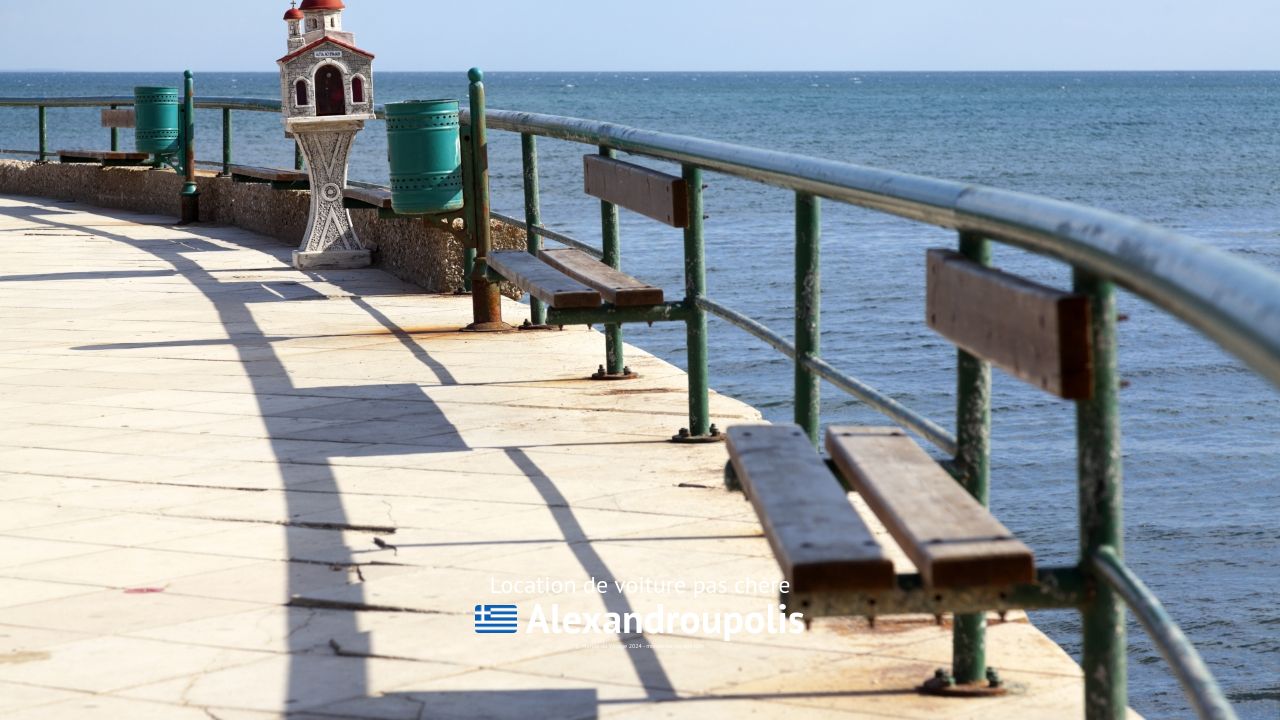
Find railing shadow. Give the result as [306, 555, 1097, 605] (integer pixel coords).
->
[2, 201, 464, 710]
[506, 447, 676, 700]
[0, 199, 683, 715]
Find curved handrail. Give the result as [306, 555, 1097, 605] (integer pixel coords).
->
[1092, 547, 1238, 720]
[0, 96, 392, 117]
[464, 108, 1280, 388]
[0, 96, 275, 112]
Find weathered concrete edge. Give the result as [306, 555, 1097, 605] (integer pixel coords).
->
[0, 160, 525, 294]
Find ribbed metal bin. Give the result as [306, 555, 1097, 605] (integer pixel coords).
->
[386, 99, 464, 215]
[133, 86, 181, 156]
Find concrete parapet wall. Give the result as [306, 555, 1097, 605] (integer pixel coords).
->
[0, 159, 525, 294]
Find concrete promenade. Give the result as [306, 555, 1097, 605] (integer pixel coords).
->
[0, 195, 1116, 719]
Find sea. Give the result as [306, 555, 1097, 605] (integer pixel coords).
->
[1, 71, 1277, 719]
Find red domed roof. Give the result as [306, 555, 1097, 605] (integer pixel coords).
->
[283, 7, 304, 20]
[299, 0, 345, 10]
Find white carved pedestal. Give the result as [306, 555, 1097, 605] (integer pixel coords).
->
[286, 115, 377, 270]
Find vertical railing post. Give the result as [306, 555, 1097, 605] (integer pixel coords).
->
[795, 192, 821, 445]
[522, 132, 547, 325]
[179, 71, 199, 224]
[598, 146, 628, 377]
[110, 104, 120, 152]
[465, 68, 504, 330]
[952, 231, 992, 685]
[1076, 268, 1127, 720]
[676, 164, 713, 441]
[459, 123, 476, 293]
[221, 107, 232, 176]
[37, 106, 47, 162]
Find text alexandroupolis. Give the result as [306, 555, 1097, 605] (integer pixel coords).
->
[526, 603, 805, 642]
[486, 576, 806, 642]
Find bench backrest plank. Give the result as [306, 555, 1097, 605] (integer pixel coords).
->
[584, 155, 689, 228]
[539, 248, 664, 307]
[927, 249, 1092, 399]
[487, 251, 602, 309]
[826, 426, 1035, 588]
[727, 424, 895, 593]
[101, 109, 136, 129]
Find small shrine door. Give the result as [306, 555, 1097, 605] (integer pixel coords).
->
[315, 66, 345, 116]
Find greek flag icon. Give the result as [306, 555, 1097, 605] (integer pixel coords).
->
[474, 604, 518, 634]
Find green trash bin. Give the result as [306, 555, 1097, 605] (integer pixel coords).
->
[134, 86, 181, 156]
[386, 99, 464, 215]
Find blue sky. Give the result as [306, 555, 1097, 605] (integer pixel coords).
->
[1, 0, 1277, 72]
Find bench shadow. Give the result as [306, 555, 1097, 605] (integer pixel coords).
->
[0, 199, 750, 715]
[2, 202, 472, 709]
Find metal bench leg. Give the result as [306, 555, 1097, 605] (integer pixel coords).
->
[674, 165, 719, 442]
[1076, 269, 1127, 720]
[951, 232, 992, 689]
[463, 70, 506, 332]
[594, 147, 637, 380]
[521, 133, 549, 326]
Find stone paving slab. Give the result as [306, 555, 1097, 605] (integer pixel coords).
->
[0, 195, 1128, 718]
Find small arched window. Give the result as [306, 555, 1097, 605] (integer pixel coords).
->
[352, 77, 365, 104]
[330, 17, 336, 27]
[295, 80, 309, 107]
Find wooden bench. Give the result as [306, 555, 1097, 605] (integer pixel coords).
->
[228, 165, 309, 190]
[727, 424, 1031, 592]
[725, 251, 1096, 611]
[56, 110, 149, 167]
[58, 149, 151, 166]
[484, 155, 671, 314]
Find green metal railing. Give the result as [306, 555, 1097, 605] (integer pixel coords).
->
[0, 94, 290, 173]
[4, 73, 1275, 720]
[454, 75, 1272, 720]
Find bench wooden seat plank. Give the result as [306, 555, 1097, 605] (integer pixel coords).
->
[343, 185, 392, 210]
[927, 249, 1092, 399]
[583, 155, 689, 228]
[825, 426, 1035, 588]
[538, 248, 664, 307]
[727, 424, 895, 593]
[229, 165, 309, 188]
[58, 149, 150, 165]
[487, 251, 602, 309]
